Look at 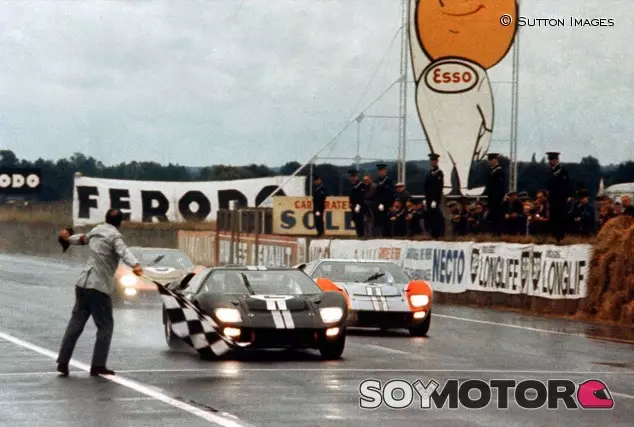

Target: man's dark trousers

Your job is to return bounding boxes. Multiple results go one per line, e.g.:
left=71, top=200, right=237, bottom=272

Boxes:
left=57, top=286, right=114, bottom=367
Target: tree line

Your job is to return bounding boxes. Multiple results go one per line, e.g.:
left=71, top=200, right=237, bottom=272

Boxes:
left=1, top=149, right=633, bottom=202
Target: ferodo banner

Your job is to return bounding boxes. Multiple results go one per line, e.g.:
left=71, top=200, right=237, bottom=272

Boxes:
left=308, top=239, right=592, bottom=300
left=72, top=175, right=305, bottom=226
left=272, top=196, right=356, bottom=236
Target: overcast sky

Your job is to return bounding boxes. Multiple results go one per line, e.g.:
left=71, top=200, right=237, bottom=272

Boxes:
left=1, top=0, right=633, bottom=168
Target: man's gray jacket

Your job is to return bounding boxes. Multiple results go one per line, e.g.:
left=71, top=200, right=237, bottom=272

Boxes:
left=69, top=223, right=140, bottom=296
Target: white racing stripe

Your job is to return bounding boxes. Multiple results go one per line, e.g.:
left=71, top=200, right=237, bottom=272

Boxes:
left=0, top=331, right=247, bottom=427
left=265, top=299, right=285, bottom=329
left=366, top=286, right=380, bottom=311
left=276, top=300, right=295, bottom=329
left=374, top=287, right=388, bottom=311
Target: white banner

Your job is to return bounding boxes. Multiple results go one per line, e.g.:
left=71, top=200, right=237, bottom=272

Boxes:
left=402, top=241, right=472, bottom=293
left=309, top=239, right=592, bottom=300
left=72, top=175, right=305, bottom=226
left=327, top=239, right=410, bottom=263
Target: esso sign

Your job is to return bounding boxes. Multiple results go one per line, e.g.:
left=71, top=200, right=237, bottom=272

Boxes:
left=424, top=61, right=479, bottom=94
left=0, top=172, right=40, bottom=189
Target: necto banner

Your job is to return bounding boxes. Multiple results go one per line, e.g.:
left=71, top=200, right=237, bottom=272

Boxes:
left=272, top=196, right=356, bottom=236
left=73, top=175, right=306, bottom=226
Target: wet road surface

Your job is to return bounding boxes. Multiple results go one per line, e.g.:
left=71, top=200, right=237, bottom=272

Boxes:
left=0, top=253, right=633, bottom=426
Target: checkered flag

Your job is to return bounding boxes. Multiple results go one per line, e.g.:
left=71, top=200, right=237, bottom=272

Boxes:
left=155, top=281, right=234, bottom=357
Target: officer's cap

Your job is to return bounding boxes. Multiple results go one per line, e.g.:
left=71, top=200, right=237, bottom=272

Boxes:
left=546, top=152, right=560, bottom=160
left=348, top=168, right=359, bottom=176
left=376, top=162, right=387, bottom=169
left=486, top=153, right=499, bottom=160
left=428, top=153, right=440, bottom=160
left=395, top=182, right=405, bottom=187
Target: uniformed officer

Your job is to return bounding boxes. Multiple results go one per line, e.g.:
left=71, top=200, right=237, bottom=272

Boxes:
left=373, top=162, right=394, bottom=237
left=423, top=153, right=445, bottom=238
left=348, top=169, right=366, bottom=237
left=546, top=152, right=573, bottom=242
left=484, top=153, right=506, bottom=235
left=312, top=175, right=327, bottom=237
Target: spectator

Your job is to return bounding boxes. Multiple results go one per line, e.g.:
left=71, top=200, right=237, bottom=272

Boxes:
left=423, top=153, right=445, bottom=238
left=468, top=202, right=486, bottom=234
left=362, top=174, right=376, bottom=237
left=448, top=201, right=467, bottom=236
left=394, top=182, right=410, bottom=204
left=312, top=175, right=327, bottom=237
left=598, top=196, right=617, bottom=229
left=533, top=190, right=550, bottom=236
left=484, top=153, right=505, bottom=236
left=621, top=195, right=634, bottom=216
left=501, top=191, right=523, bottom=235
left=613, top=201, right=622, bottom=215
left=405, top=198, right=423, bottom=237
left=373, top=163, right=394, bottom=237
left=572, top=190, right=595, bottom=236
left=521, top=202, right=538, bottom=236
left=389, top=199, right=407, bottom=237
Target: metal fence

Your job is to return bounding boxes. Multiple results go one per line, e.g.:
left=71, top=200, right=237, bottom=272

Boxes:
left=216, top=208, right=273, bottom=234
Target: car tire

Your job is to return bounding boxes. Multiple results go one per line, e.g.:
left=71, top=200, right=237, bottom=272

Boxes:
left=409, top=311, right=431, bottom=337
left=164, top=317, right=180, bottom=349
left=318, top=330, right=346, bottom=360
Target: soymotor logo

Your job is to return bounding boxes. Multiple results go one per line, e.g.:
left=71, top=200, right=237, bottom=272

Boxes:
left=359, top=379, right=614, bottom=410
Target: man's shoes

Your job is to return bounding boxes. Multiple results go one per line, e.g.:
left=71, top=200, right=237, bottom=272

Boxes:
left=57, top=363, right=69, bottom=377
left=90, top=366, right=115, bottom=376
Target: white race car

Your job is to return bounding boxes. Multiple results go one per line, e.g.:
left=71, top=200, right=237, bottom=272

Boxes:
left=299, top=259, right=432, bottom=336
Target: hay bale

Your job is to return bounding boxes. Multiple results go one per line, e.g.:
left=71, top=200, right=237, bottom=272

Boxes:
left=584, top=215, right=634, bottom=322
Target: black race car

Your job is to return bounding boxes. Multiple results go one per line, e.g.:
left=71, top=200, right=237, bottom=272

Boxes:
left=162, top=265, right=348, bottom=359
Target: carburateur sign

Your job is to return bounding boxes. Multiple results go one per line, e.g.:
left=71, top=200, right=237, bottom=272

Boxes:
left=308, top=239, right=592, bottom=300
left=272, top=196, right=356, bottom=236
left=72, top=175, right=305, bottom=226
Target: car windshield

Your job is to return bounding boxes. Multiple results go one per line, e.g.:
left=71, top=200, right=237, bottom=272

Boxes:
left=202, top=269, right=322, bottom=295
left=314, top=261, right=410, bottom=284
left=130, top=249, right=194, bottom=269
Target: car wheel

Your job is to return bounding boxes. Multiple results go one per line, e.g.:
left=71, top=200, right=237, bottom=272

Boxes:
left=164, top=317, right=180, bottom=349
left=319, top=331, right=346, bottom=360
left=409, top=311, right=431, bottom=337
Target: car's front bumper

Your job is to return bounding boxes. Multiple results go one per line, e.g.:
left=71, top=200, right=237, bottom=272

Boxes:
left=224, top=326, right=344, bottom=349
left=348, top=309, right=429, bottom=328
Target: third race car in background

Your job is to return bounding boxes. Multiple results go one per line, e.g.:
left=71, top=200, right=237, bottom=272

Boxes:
left=112, top=247, right=204, bottom=305
left=300, top=259, right=432, bottom=336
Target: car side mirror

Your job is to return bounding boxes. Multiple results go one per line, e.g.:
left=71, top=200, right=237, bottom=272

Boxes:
left=294, top=263, right=307, bottom=271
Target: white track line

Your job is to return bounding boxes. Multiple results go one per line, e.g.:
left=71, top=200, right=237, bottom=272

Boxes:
left=109, top=368, right=634, bottom=374
left=0, top=331, right=246, bottom=427
left=434, top=314, right=634, bottom=345
left=612, top=391, right=634, bottom=400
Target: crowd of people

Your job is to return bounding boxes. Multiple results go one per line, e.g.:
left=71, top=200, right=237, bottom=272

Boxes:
left=311, top=152, right=634, bottom=242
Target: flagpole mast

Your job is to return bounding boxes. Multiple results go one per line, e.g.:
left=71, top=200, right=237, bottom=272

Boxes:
left=397, top=0, right=410, bottom=184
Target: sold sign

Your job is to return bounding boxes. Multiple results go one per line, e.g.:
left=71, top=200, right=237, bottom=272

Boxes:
left=0, top=168, right=42, bottom=193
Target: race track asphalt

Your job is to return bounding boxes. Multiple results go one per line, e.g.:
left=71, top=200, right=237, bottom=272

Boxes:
left=0, top=253, right=632, bottom=426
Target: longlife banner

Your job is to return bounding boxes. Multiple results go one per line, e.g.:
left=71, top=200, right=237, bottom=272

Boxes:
left=73, top=175, right=305, bottom=226
left=272, top=196, right=356, bottom=236
left=308, top=239, right=592, bottom=300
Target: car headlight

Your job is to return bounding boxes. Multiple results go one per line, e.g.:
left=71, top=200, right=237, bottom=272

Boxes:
left=320, top=307, right=343, bottom=324
left=120, top=275, right=137, bottom=287
left=409, top=294, right=430, bottom=308
left=214, top=308, right=242, bottom=323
